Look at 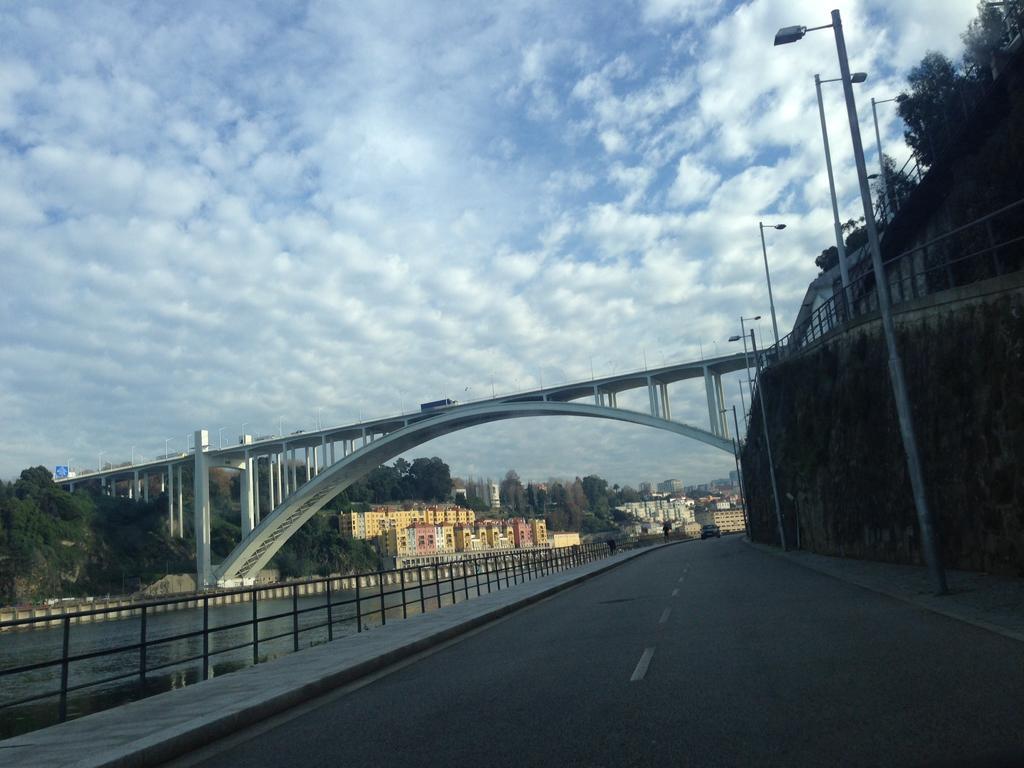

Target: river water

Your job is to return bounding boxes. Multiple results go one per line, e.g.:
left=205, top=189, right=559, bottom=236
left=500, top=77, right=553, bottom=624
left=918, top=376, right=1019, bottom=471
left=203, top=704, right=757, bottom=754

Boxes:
left=0, top=573, right=496, bottom=739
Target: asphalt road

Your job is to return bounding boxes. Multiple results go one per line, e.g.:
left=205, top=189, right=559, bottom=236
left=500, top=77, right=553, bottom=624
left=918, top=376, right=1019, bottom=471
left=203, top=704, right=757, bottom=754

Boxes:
left=178, top=537, right=1024, bottom=767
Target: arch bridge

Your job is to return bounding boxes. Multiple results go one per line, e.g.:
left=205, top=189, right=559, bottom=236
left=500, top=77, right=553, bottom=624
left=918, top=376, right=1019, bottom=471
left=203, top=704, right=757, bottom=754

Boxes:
left=56, top=353, right=748, bottom=587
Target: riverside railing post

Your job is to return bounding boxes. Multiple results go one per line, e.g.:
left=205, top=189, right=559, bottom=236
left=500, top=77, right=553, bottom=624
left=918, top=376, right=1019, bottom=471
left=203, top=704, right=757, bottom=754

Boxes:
left=59, top=615, right=70, bottom=722
left=326, top=580, right=334, bottom=641
left=292, top=584, right=299, bottom=650
left=378, top=573, right=386, bottom=626
left=400, top=569, right=407, bottom=620
left=139, top=605, right=147, bottom=697
left=252, top=590, right=260, bottom=663
left=475, top=558, right=482, bottom=596
left=202, top=597, right=209, bottom=680
left=435, top=568, right=442, bottom=608
left=418, top=567, right=426, bottom=612
left=831, top=7, right=946, bottom=595
left=356, top=579, right=362, bottom=632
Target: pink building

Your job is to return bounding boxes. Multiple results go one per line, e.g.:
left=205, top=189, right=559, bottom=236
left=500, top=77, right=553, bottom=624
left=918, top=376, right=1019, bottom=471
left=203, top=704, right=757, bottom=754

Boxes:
left=510, top=518, right=533, bottom=548
left=406, top=522, right=437, bottom=554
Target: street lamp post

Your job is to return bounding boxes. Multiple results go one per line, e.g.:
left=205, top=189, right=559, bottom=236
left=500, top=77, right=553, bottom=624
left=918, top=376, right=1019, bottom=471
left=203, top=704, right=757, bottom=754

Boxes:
left=729, top=405, right=750, bottom=535
left=164, top=438, right=173, bottom=459
left=218, top=427, right=226, bottom=450
left=758, top=222, right=786, bottom=345
left=130, top=446, right=135, bottom=466
left=98, top=451, right=105, bottom=472
left=871, top=96, right=899, bottom=220
left=775, top=9, right=947, bottom=595
left=749, top=330, right=787, bottom=550
left=738, top=314, right=761, bottom=386
left=815, top=71, right=867, bottom=305
left=241, top=423, right=249, bottom=442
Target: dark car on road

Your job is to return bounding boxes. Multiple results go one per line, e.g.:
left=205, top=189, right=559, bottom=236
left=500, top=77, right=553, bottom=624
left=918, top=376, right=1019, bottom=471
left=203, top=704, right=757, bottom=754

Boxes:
left=701, top=524, right=721, bottom=539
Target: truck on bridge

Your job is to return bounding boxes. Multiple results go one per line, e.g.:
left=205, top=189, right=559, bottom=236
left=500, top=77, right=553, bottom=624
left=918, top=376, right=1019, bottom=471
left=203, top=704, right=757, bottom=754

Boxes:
left=420, top=398, right=458, bottom=412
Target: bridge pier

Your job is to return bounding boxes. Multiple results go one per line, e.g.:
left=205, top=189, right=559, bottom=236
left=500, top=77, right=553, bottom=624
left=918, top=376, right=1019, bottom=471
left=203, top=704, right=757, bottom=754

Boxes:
left=282, top=444, right=291, bottom=498
left=177, top=464, right=184, bottom=537
left=715, top=373, right=730, bottom=439
left=167, top=463, right=175, bottom=536
left=275, top=452, right=283, bottom=502
left=703, top=366, right=720, bottom=436
left=241, top=449, right=255, bottom=537
left=253, top=457, right=261, bottom=525
left=193, top=429, right=212, bottom=588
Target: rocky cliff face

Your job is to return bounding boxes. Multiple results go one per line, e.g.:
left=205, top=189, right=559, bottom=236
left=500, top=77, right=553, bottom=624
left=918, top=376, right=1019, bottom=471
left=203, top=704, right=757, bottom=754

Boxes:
left=741, top=276, right=1024, bottom=576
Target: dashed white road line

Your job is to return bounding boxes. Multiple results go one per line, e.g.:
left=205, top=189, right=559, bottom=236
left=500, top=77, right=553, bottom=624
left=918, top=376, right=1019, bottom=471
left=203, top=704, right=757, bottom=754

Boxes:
left=671, top=588, right=679, bottom=597
left=630, top=648, right=656, bottom=682
left=658, top=607, right=671, bottom=624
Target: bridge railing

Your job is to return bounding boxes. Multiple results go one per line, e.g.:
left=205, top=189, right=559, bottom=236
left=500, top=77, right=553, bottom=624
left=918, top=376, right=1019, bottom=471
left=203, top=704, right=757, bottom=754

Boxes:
left=0, top=536, right=654, bottom=738
left=766, top=196, right=1024, bottom=367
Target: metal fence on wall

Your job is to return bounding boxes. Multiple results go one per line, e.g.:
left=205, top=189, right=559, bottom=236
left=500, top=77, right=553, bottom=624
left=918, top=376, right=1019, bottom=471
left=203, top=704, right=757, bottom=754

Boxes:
left=767, top=196, right=1024, bottom=365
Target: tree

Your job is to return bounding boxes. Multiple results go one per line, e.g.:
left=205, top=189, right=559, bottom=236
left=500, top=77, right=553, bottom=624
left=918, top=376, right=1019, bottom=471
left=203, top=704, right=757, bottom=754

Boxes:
left=500, top=470, right=525, bottom=515
left=876, top=154, right=917, bottom=216
left=814, top=218, right=866, bottom=274
left=961, top=1, right=1009, bottom=79
left=407, top=457, right=451, bottom=501
left=896, top=52, right=964, bottom=167
left=581, top=475, right=608, bottom=511
left=565, top=478, right=587, bottom=530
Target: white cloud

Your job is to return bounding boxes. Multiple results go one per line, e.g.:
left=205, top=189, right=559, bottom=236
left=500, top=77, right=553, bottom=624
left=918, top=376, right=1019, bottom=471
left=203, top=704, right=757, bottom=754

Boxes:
left=0, top=0, right=981, bottom=490
left=668, top=154, right=720, bottom=207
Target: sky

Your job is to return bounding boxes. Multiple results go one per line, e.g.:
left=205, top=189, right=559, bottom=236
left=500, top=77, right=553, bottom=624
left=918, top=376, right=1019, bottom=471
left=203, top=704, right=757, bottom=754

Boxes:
left=0, top=0, right=980, bottom=488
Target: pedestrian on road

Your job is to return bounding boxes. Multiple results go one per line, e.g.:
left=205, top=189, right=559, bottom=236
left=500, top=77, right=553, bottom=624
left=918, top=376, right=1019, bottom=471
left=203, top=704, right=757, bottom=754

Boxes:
left=607, top=537, right=617, bottom=554
left=663, top=521, right=671, bottom=540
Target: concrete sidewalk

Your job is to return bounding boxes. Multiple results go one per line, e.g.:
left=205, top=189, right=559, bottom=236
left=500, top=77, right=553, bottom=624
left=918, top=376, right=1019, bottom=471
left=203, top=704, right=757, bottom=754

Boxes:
left=748, top=539, right=1024, bottom=643
left=0, top=543, right=676, bottom=768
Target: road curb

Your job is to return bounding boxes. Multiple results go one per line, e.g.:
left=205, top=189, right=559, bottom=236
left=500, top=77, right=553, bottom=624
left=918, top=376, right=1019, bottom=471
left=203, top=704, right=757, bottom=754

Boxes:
left=742, top=537, right=1024, bottom=645
left=61, top=541, right=688, bottom=768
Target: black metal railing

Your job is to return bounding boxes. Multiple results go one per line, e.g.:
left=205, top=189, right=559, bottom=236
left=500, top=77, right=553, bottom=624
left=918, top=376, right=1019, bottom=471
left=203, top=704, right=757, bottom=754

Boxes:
left=767, top=196, right=1024, bottom=365
left=0, top=537, right=650, bottom=736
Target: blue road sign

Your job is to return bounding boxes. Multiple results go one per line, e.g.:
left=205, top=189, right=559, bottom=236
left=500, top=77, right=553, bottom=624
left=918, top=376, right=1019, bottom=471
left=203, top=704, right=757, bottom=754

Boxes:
left=55, top=465, right=69, bottom=479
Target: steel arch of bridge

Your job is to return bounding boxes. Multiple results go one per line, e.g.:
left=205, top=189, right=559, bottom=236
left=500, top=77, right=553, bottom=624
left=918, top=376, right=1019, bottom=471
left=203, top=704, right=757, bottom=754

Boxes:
left=213, top=401, right=733, bottom=585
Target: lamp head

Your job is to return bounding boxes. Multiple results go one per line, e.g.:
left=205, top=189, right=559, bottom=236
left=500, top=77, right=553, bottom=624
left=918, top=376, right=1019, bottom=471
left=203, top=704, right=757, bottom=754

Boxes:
left=774, top=25, right=806, bottom=45
left=728, top=335, right=742, bottom=342
left=774, top=224, right=786, bottom=230
left=850, top=72, right=867, bottom=84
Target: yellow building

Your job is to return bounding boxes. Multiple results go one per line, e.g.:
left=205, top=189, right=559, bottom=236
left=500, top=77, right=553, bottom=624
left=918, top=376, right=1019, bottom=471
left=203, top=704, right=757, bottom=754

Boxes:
left=341, top=506, right=475, bottom=540
left=453, top=525, right=477, bottom=551
left=549, top=531, right=581, bottom=549
left=530, top=519, right=548, bottom=547
left=378, top=525, right=410, bottom=558
left=436, top=523, right=456, bottom=553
